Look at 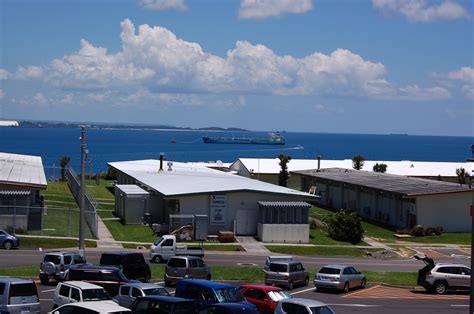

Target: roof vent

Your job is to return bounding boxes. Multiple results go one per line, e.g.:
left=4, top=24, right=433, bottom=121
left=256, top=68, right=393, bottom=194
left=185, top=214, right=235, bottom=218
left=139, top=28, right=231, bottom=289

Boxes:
left=167, top=161, right=173, bottom=171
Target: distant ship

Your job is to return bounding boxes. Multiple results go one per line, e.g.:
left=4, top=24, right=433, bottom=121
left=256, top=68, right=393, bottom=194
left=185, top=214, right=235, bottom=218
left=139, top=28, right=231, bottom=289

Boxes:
left=202, top=132, right=285, bottom=145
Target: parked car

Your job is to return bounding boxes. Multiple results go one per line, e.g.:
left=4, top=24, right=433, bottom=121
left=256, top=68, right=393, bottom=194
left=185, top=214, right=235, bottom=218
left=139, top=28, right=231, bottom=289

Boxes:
left=274, top=298, right=335, bottom=314
left=150, top=235, right=205, bottom=263
left=238, top=285, right=291, bottom=314
left=415, top=253, right=471, bottom=294
left=263, top=256, right=293, bottom=271
left=199, top=303, right=259, bottom=314
left=113, top=282, right=170, bottom=308
left=264, top=261, right=309, bottom=290
left=175, top=280, right=255, bottom=310
left=130, top=296, right=197, bottom=314
left=0, top=229, right=19, bottom=250
left=0, top=278, right=40, bottom=314
left=164, top=256, right=211, bottom=286
left=100, top=252, right=151, bottom=283
left=39, top=251, right=88, bottom=285
left=49, top=300, right=130, bottom=314
left=314, top=264, right=366, bottom=293
left=67, top=265, right=138, bottom=297
left=52, top=281, right=111, bottom=309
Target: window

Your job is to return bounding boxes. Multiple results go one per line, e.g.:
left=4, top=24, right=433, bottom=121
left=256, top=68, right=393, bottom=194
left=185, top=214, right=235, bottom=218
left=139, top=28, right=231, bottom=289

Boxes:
left=162, top=239, right=174, bottom=247
left=10, top=283, right=37, bottom=297
left=268, top=290, right=290, bottom=302
left=282, top=303, right=295, bottom=313
left=120, top=286, right=130, bottom=296
left=0, top=283, right=5, bottom=295
left=254, top=289, right=266, bottom=300
left=196, top=259, right=204, bottom=267
left=343, top=268, right=351, bottom=275
left=437, top=267, right=459, bottom=274
left=310, top=306, right=334, bottom=314
left=318, top=267, right=341, bottom=275
left=59, top=285, right=71, bottom=297
left=101, top=272, right=120, bottom=282
left=73, top=255, right=85, bottom=264
left=296, top=264, right=304, bottom=271
left=100, top=254, right=121, bottom=266
left=44, top=255, right=61, bottom=265
left=461, top=268, right=471, bottom=276
left=132, top=299, right=149, bottom=313
left=70, top=288, right=80, bottom=301
left=185, top=285, right=202, bottom=300
left=243, top=289, right=256, bottom=299
left=143, top=287, right=170, bottom=296
left=269, top=263, right=287, bottom=273
left=0, top=231, right=5, bottom=236
left=190, top=259, right=198, bottom=268
left=82, top=289, right=110, bottom=301
left=349, top=267, right=358, bottom=274
left=64, top=256, right=72, bottom=265
left=168, top=258, right=186, bottom=268
left=290, top=264, right=297, bottom=272
left=132, top=288, right=142, bottom=298
left=214, top=288, right=244, bottom=303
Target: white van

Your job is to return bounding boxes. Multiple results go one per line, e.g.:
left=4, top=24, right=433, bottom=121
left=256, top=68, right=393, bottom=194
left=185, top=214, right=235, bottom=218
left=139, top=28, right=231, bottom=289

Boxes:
left=53, top=281, right=111, bottom=309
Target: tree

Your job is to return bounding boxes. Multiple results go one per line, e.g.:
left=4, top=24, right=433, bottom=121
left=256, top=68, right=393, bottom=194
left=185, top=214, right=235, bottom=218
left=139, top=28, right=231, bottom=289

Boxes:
left=278, top=154, right=292, bottom=187
left=60, top=155, right=71, bottom=181
left=352, top=154, right=365, bottom=170
left=455, top=167, right=469, bottom=185
left=373, top=163, right=387, bottom=173
left=327, top=210, right=364, bottom=244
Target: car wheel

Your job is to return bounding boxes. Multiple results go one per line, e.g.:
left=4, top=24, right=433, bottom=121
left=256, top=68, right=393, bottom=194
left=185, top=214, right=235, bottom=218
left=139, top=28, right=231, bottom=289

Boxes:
left=152, top=256, right=162, bottom=264
left=288, top=281, right=294, bottom=290
left=434, top=281, right=447, bottom=295
left=40, top=275, right=49, bottom=285
left=3, top=240, right=13, bottom=250
left=305, top=277, right=309, bottom=286
left=343, top=282, right=349, bottom=293
left=361, top=278, right=366, bottom=289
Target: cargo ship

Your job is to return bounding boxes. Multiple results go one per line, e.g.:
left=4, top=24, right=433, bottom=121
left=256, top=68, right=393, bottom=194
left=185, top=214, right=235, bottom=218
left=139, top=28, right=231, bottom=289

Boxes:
left=202, top=132, right=285, bottom=145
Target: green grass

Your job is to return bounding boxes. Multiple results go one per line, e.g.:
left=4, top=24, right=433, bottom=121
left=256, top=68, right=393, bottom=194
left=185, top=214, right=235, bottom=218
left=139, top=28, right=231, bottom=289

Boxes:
left=0, top=266, right=38, bottom=277
left=19, top=237, right=97, bottom=248
left=309, top=228, right=367, bottom=246
left=266, top=245, right=380, bottom=257
left=28, top=208, right=93, bottom=239
left=86, top=179, right=115, bottom=211
left=104, top=219, right=158, bottom=243
left=364, top=271, right=417, bottom=287
left=97, top=210, right=115, bottom=219
left=396, top=233, right=471, bottom=245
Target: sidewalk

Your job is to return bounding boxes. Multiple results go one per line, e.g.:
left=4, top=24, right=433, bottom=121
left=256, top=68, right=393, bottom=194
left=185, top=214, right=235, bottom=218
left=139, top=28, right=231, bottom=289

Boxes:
left=235, top=236, right=270, bottom=254
left=96, top=216, right=123, bottom=249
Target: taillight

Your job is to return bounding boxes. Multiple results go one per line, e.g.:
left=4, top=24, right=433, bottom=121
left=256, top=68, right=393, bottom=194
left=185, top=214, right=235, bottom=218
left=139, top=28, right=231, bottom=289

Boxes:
left=426, top=272, right=432, bottom=276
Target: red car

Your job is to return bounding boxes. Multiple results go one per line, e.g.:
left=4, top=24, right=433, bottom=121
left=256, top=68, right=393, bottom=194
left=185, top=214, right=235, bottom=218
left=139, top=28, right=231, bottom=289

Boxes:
left=238, top=285, right=291, bottom=314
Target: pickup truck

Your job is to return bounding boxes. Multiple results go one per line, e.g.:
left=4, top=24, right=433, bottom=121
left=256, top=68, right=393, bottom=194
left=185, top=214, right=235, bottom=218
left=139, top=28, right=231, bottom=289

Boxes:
left=149, top=235, right=204, bottom=263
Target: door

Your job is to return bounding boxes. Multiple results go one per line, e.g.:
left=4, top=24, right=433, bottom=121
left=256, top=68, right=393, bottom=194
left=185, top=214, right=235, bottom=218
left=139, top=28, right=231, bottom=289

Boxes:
left=460, top=267, right=471, bottom=287
left=160, top=238, right=175, bottom=260
left=56, top=285, right=70, bottom=306
left=236, top=209, right=258, bottom=235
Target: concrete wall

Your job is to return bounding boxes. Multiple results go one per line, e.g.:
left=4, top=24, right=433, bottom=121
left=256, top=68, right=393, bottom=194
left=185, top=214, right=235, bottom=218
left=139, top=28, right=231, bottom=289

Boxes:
left=0, top=215, right=28, bottom=230
left=257, top=223, right=309, bottom=243
left=416, top=192, right=472, bottom=232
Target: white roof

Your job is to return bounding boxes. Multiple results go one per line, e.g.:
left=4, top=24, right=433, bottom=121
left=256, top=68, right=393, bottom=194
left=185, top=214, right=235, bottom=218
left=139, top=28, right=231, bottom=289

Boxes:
left=61, top=281, right=105, bottom=290
left=116, top=184, right=149, bottom=195
left=232, top=158, right=473, bottom=177
left=108, top=159, right=313, bottom=198
left=0, top=120, right=19, bottom=127
left=0, top=152, right=47, bottom=189
left=55, top=301, right=130, bottom=313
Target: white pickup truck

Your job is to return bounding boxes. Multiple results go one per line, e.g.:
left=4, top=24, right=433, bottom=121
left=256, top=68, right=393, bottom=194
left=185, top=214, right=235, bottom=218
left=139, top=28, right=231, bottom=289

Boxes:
left=149, top=235, right=205, bottom=263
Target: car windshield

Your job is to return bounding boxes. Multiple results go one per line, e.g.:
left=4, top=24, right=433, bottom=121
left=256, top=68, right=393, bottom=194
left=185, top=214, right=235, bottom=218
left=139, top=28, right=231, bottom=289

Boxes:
left=310, top=305, right=334, bottom=314
left=44, top=255, right=61, bottom=264
left=154, top=238, right=164, bottom=246
left=82, top=289, right=110, bottom=301
left=143, top=288, right=170, bottom=296
left=267, top=290, right=290, bottom=302
left=214, top=288, right=245, bottom=303
left=269, top=264, right=287, bottom=272
left=318, top=267, right=340, bottom=275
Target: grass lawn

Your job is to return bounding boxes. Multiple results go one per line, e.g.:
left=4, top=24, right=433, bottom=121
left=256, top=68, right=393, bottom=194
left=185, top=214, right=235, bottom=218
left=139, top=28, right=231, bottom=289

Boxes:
left=19, top=237, right=97, bottom=249
left=396, top=233, right=471, bottom=245
left=364, top=270, right=417, bottom=287
left=86, top=179, right=115, bottom=211
left=310, top=228, right=367, bottom=246
left=266, top=245, right=380, bottom=257
left=0, top=266, right=38, bottom=277
left=104, top=219, right=158, bottom=243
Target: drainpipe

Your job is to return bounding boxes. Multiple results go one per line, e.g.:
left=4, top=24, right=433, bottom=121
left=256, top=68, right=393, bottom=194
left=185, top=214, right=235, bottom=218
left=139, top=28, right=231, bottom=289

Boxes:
left=159, top=153, right=164, bottom=172
left=317, top=155, right=321, bottom=172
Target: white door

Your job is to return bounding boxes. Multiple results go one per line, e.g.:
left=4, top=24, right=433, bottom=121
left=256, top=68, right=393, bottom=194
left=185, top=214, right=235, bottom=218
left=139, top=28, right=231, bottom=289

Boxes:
left=236, top=209, right=258, bottom=235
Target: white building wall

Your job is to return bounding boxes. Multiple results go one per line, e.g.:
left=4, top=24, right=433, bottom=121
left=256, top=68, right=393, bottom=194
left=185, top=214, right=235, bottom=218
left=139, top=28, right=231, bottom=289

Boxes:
left=258, top=223, right=309, bottom=243
left=415, top=192, right=472, bottom=232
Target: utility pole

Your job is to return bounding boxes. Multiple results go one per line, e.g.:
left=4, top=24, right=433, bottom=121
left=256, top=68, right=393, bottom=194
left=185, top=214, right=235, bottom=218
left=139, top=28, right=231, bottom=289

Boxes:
left=470, top=144, right=474, bottom=314
left=79, top=126, right=86, bottom=258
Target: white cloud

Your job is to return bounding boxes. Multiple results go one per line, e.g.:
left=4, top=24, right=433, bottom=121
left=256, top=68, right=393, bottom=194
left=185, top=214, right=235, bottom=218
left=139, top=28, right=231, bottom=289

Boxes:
left=434, top=67, right=474, bottom=99
left=239, top=0, right=313, bottom=19
left=0, top=89, right=4, bottom=99
left=372, top=0, right=471, bottom=22
left=6, top=19, right=450, bottom=104
left=0, top=69, right=11, bottom=80
left=15, top=66, right=43, bottom=79
left=140, top=0, right=188, bottom=11
left=33, top=93, right=47, bottom=104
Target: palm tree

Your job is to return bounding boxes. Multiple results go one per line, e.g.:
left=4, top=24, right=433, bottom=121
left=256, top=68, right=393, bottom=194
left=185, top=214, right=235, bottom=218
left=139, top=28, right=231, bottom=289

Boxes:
left=278, top=154, right=292, bottom=187
left=455, top=167, right=469, bottom=185
left=60, top=155, right=71, bottom=181
left=352, top=154, right=365, bottom=170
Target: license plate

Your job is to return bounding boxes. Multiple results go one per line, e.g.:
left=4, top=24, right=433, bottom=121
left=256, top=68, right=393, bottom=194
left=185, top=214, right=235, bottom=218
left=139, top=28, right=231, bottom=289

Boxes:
left=21, top=309, right=30, bottom=313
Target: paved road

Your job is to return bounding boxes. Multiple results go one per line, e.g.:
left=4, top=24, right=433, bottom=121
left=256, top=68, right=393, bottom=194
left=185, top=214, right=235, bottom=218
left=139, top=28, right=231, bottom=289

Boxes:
left=36, top=281, right=468, bottom=314
left=0, top=248, right=466, bottom=271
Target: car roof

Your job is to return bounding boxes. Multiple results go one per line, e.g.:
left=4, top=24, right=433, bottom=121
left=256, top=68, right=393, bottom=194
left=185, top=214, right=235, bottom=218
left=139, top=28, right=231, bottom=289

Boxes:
left=122, top=282, right=165, bottom=289
left=70, top=265, right=120, bottom=272
left=282, top=298, right=328, bottom=307
left=179, top=279, right=233, bottom=289
left=239, top=284, right=283, bottom=292
left=58, top=300, right=130, bottom=311
left=170, top=255, right=201, bottom=260
left=319, top=265, right=351, bottom=270
left=0, top=277, right=34, bottom=284
left=269, top=261, right=300, bottom=265
left=211, top=303, right=254, bottom=309
left=139, top=296, right=193, bottom=303
left=435, top=263, right=470, bottom=268
left=45, top=251, right=79, bottom=256
left=102, top=251, right=141, bottom=256
left=61, top=281, right=104, bottom=290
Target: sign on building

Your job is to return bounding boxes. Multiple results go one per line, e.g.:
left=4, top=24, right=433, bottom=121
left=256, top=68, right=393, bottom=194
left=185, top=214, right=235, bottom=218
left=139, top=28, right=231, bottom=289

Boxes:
left=210, top=195, right=226, bottom=225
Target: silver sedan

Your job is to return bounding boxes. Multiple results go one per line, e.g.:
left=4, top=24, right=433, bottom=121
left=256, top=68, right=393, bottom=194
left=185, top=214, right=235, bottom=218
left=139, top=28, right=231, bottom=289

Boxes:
left=314, top=264, right=366, bottom=293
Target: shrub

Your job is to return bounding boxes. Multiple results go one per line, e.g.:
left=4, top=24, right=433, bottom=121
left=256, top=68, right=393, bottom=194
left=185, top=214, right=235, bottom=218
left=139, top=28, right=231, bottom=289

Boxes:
left=309, top=219, right=318, bottom=230
left=409, top=225, right=443, bottom=237
left=410, top=225, right=426, bottom=237
left=327, top=210, right=364, bottom=244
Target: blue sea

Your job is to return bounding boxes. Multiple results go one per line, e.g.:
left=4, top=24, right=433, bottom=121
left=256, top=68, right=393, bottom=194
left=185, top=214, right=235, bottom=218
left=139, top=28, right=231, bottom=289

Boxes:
left=1, top=127, right=472, bottom=177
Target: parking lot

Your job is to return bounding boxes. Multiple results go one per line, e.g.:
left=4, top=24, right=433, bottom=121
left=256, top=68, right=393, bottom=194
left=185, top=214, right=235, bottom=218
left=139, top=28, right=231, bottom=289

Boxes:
left=36, top=280, right=469, bottom=314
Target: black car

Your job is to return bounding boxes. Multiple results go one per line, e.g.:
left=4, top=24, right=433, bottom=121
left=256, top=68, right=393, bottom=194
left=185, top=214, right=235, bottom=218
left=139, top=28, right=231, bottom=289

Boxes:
left=67, top=265, right=136, bottom=297
left=130, top=295, right=197, bottom=314
left=100, top=252, right=151, bottom=282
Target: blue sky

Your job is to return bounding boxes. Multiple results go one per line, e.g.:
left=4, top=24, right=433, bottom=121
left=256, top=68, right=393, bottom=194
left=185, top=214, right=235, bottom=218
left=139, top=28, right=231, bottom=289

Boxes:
left=0, top=0, right=473, bottom=136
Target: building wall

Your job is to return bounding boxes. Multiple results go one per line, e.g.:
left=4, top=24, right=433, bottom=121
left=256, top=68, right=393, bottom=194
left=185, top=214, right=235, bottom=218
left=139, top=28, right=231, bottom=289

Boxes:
left=257, top=223, right=309, bottom=243
left=416, top=192, right=472, bottom=232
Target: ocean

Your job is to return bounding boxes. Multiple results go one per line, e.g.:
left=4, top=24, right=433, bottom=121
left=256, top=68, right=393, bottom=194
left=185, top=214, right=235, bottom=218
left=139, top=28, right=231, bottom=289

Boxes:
left=0, top=127, right=472, bottom=176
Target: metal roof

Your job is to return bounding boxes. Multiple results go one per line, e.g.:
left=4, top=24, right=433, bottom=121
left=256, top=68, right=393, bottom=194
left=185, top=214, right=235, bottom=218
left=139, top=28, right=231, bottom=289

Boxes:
left=232, top=158, right=473, bottom=177
left=115, top=184, right=149, bottom=195
left=108, top=159, right=314, bottom=198
left=258, top=201, right=313, bottom=207
left=0, top=190, right=31, bottom=196
left=0, top=152, right=47, bottom=189
left=294, top=168, right=473, bottom=197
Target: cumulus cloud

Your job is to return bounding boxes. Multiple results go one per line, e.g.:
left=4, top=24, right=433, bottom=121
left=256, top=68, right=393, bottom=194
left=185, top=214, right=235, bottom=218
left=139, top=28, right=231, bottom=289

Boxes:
left=33, top=93, right=47, bottom=104
left=0, top=69, right=10, bottom=80
left=239, top=0, right=313, bottom=19
left=4, top=19, right=450, bottom=104
left=396, top=85, right=451, bottom=101
left=140, top=0, right=188, bottom=11
left=434, top=67, right=474, bottom=99
left=372, top=0, right=471, bottom=22
left=15, top=66, right=43, bottom=79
